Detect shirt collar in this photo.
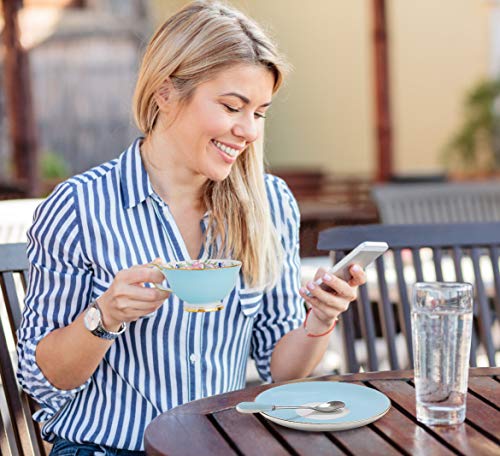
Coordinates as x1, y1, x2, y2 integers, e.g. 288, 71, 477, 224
119, 137, 154, 209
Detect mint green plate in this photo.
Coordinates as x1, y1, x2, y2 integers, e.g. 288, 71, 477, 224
255, 381, 391, 432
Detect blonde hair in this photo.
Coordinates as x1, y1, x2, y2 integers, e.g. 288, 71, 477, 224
133, 1, 290, 289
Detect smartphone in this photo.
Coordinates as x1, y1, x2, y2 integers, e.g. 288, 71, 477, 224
304, 241, 389, 296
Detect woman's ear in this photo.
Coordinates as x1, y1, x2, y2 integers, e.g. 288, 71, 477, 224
154, 78, 175, 112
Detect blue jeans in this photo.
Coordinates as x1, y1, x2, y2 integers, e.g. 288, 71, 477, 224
49, 438, 146, 456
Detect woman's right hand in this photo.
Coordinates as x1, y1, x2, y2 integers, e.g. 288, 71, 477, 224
96, 264, 171, 330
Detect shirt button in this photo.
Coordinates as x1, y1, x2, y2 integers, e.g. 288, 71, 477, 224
189, 353, 199, 364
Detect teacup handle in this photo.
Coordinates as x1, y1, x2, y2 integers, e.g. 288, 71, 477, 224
148, 263, 173, 293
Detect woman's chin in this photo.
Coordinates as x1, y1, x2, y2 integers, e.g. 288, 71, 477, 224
204, 166, 233, 182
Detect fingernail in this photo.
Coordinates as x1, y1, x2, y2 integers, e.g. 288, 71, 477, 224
299, 287, 307, 294
323, 273, 332, 281
352, 265, 362, 272
307, 281, 316, 290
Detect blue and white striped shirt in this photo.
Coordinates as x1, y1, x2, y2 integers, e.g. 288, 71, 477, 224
17, 138, 304, 451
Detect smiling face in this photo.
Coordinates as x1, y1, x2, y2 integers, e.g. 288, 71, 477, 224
156, 63, 275, 182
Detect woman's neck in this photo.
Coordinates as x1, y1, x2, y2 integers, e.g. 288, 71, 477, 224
140, 133, 206, 209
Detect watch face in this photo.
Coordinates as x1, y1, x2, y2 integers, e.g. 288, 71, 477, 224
84, 306, 101, 331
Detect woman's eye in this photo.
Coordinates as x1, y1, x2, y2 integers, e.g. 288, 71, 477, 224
223, 104, 240, 113
222, 103, 266, 119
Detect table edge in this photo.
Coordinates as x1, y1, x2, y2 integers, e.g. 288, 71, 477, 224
160, 367, 498, 417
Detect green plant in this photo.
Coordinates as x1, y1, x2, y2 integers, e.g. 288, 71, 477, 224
40, 150, 70, 180
443, 78, 500, 173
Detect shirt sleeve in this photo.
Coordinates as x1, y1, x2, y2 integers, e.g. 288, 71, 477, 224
250, 176, 306, 382
16, 182, 93, 423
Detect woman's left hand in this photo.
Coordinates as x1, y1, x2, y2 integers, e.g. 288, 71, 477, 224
299, 264, 367, 330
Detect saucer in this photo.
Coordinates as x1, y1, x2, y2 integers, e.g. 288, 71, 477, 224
255, 381, 390, 432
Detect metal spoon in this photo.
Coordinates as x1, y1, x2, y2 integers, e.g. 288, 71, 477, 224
236, 400, 345, 414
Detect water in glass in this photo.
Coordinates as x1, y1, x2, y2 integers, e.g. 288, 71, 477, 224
412, 282, 473, 426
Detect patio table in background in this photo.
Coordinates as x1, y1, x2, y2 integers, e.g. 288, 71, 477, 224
144, 368, 499, 456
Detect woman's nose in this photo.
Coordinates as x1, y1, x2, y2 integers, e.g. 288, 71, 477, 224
232, 116, 259, 144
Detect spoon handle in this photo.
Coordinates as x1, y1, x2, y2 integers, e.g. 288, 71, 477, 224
236, 402, 315, 413
235, 402, 275, 413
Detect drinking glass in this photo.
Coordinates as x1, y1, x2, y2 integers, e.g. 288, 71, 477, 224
412, 282, 473, 426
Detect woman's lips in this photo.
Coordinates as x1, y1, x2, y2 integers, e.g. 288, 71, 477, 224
211, 139, 237, 164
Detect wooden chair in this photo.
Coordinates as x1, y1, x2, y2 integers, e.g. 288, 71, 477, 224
0, 243, 49, 455
372, 181, 500, 224
0, 199, 43, 243
318, 222, 500, 373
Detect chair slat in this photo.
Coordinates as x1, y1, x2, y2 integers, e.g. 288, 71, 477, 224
357, 284, 378, 371
392, 249, 413, 367
0, 244, 29, 272
318, 222, 500, 250
21, 270, 28, 291
375, 256, 399, 370
0, 242, 47, 455
471, 248, 496, 366
1, 272, 23, 334
332, 251, 360, 373
432, 247, 444, 281
340, 306, 359, 373
0, 407, 13, 456
23, 396, 44, 456
468, 317, 479, 368
0, 320, 30, 454
488, 246, 500, 322
452, 247, 464, 282
451, 247, 478, 366
411, 249, 424, 282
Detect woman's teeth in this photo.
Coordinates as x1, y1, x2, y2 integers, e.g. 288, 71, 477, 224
212, 140, 238, 158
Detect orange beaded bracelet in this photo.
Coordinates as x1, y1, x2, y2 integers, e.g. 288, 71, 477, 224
303, 308, 338, 337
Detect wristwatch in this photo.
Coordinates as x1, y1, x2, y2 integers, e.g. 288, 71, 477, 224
83, 300, 126, 340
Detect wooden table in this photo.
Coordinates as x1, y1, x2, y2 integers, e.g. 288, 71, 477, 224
144, 368, 499, 456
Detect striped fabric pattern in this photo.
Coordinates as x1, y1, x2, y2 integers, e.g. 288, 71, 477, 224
16, 138, 304, 451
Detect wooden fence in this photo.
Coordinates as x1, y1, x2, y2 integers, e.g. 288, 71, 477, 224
0, 14, 147, 183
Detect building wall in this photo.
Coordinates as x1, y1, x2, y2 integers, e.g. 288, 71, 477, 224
142, 0, 492, 177
390, 0, 489, 174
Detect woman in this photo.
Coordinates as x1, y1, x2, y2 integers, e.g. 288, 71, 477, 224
17, 1, 365, 454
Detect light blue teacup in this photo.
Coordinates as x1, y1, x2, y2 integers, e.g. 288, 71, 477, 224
149, 259, 242, 312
